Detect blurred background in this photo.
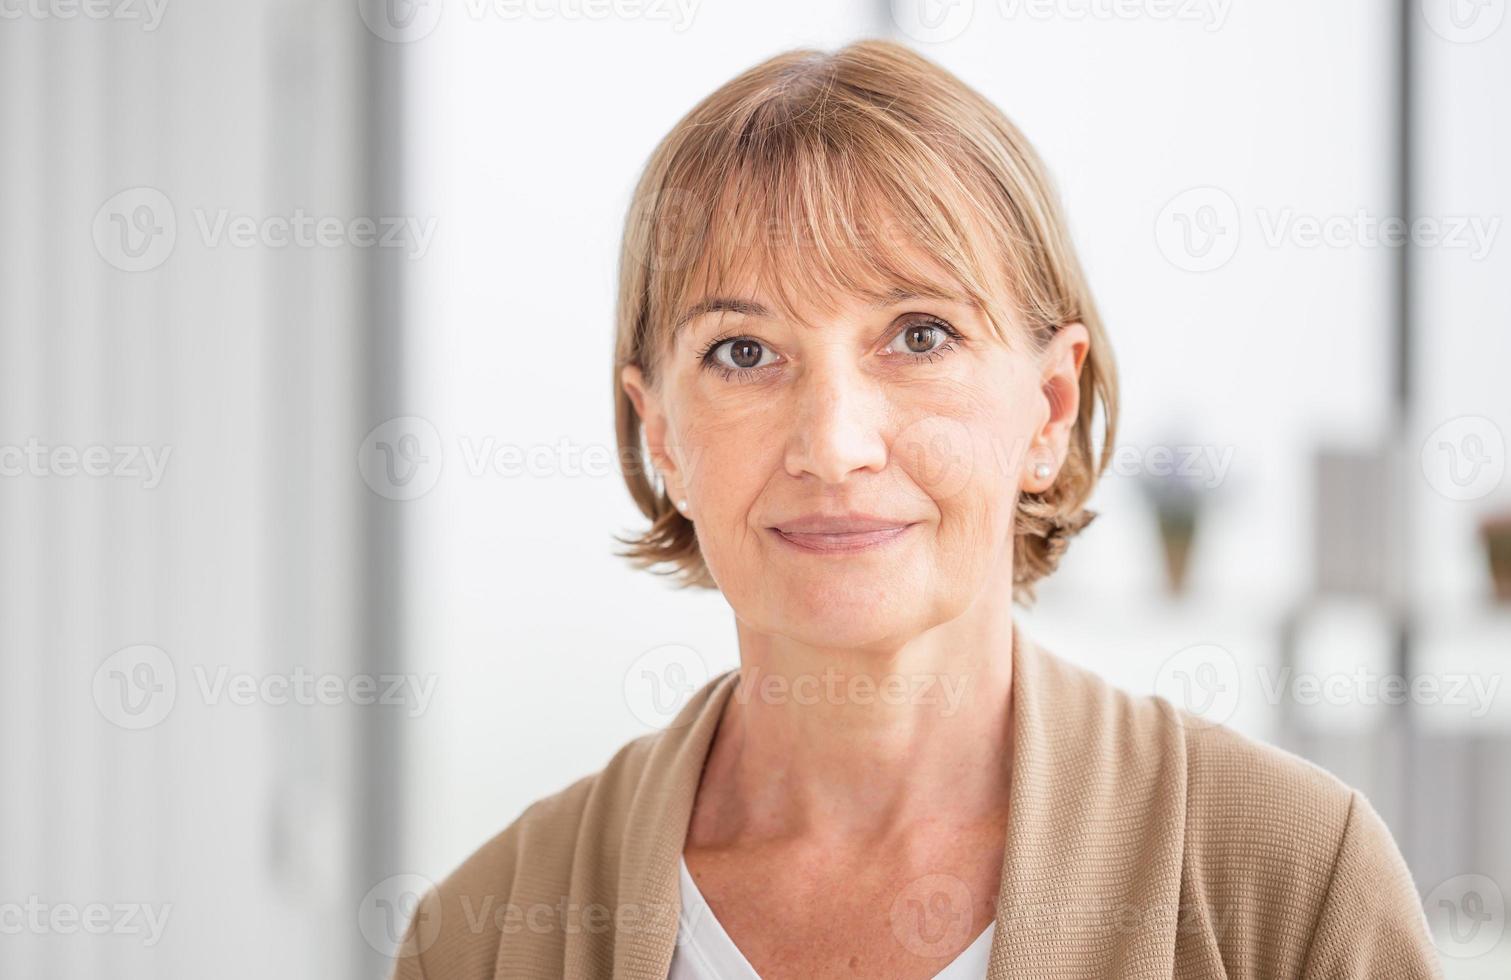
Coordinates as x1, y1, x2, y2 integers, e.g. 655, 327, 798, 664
3, 0, 1508, 976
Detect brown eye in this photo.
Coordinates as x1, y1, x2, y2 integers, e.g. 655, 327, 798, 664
904, 324, 938, 353
885, 318, 958, 358
707, 336, 777, 373
729, 339, 763, 368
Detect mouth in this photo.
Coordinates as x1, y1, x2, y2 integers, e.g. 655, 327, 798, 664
766, 515, 920, 555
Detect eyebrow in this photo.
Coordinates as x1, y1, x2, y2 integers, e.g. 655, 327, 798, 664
873, 286, 972, 307
673, 297, 772, 331
672, 285, 975, 336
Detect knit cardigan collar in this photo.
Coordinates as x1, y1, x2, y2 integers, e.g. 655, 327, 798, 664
606, 619, 1189, 979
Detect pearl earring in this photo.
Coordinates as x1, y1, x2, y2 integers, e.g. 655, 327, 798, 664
676, 499, 689, 515
1034, 462, 1052, 481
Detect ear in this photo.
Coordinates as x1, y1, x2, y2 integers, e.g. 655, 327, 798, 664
1026, 321, 1090, 491
620, 363, 686, 500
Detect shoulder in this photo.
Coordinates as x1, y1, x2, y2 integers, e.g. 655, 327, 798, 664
462, 725, 666, 886
1045, 652, 1362, 874
1173, 712, 1438, 976
1177, 706, 1359, 881
389, 669, 739, 979
1043, 653, 1437, 976
451, 727, 665, 901
390, 729, 665, 980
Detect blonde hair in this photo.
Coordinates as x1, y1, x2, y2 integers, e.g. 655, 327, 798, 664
612, 39, 1118, 606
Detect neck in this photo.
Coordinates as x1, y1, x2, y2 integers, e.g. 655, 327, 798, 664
694, 573, 1018, 849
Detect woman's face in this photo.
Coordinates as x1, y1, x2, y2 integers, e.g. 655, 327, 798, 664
622, 254, 1088, 652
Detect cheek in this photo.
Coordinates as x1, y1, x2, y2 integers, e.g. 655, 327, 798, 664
675, 406, 774, 525
891, 376, 1034, 532
675, 409, 785, 596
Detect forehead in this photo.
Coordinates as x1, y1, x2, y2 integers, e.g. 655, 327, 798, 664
668, 222, 980, 338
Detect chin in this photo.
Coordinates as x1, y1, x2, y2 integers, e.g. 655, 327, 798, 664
745, 567, 952, 653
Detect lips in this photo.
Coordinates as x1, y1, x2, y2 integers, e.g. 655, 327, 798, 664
768, 513, 918, 554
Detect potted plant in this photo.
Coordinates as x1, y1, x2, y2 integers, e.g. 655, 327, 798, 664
1481, 510, 1511, 603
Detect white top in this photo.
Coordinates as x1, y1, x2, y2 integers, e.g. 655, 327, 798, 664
668, 856, 996, 980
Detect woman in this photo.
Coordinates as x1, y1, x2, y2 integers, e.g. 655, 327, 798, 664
393, 41, 1441, 979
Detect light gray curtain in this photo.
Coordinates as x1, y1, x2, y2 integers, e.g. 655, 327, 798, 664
0, 3, 406, 977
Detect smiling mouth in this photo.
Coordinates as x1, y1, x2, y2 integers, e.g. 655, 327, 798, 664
767, 524, 917, 555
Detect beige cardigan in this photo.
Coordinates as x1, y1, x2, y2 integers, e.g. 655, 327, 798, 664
391, 621, 1443, 979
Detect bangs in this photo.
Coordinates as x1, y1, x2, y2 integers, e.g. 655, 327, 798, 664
643, 103, 1022, 361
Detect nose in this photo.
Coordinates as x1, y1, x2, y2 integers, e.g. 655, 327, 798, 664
783, 361, 890, 485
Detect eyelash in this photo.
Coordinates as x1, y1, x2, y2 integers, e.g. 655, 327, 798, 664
693, 317, 964, 382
